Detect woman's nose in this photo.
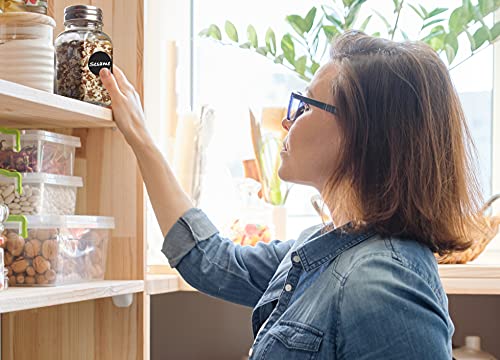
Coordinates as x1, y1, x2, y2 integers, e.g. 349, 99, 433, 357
282, 117, 292, 131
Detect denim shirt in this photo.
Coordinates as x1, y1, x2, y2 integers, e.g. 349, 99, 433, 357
163, 208, 454, 359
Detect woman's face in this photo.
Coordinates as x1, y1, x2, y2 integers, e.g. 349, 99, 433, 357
278, 62, 342, 192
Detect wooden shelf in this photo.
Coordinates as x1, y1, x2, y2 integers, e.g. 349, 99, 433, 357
0, 280, 144, 313
0, 79, 115, 128
439, 264, 500, 295
146, 274, 180, 295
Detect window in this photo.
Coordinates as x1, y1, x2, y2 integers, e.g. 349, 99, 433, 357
144, 1, 498, 265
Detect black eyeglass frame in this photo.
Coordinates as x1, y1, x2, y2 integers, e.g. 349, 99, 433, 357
287, 92, 337, 122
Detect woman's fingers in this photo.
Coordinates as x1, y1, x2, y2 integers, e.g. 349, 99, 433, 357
112, 65, 134, 93
100, 68, 125, 100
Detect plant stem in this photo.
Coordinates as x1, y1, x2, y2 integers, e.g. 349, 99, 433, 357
391, 0, 405, 40
449, 40, 497, 71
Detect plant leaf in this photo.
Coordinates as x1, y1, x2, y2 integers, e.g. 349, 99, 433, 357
422, 25, 446, 51
408, 4, 425, 19
274, 54, 284, 64
208, 24, 222, 40
422, 18, 446, 30
478, 0, 495, 15
359, 15, 372, 32
321, 5, 344, 29
374, 10, 391, 31
225, 21, 238, 42
281, 34, 295, 65
419, 5, 429, 18
465, 28, 476, 52
286, 15, 307, 36
427, 7, 448, 18
444, 43, 457, 64
304, 7, 317, 33
265, 28, 277, 55
491, 22, 500, 40
295, 55, 307, 75
311, 61, 320, 75
256, 46, 268, 56
323, 25, 339, 41
472, 25, 491, 50
346, 2, 363, 28
372, 31, 381, 37
449, 7, 468, 34
239, 42, 252, 49
247, 25, 258, 48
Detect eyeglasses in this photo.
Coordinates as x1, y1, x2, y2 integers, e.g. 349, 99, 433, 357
287, 91, 337, 122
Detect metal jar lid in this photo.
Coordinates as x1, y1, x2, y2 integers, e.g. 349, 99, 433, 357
64, 5, 103, 25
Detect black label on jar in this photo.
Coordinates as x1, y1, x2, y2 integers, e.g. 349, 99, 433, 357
88, 51, 113, 76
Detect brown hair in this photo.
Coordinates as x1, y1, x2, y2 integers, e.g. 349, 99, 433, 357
323, 30, 483, 255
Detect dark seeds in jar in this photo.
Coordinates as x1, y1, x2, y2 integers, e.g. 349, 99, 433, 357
55, 39, 112, 106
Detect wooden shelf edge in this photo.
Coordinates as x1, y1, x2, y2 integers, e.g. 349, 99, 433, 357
0, 79, 115, 128
146, 274, 179, 295
438, 264, 500, 279
441, 278, 500, 295
0, 280, 144, 313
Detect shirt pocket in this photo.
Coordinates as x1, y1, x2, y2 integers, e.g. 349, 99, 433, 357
261, 320, 324, 359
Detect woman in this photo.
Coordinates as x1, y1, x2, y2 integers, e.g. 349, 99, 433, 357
100, 31, 482, 359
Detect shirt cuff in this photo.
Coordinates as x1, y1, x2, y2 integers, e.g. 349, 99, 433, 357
161, 207, 219, 268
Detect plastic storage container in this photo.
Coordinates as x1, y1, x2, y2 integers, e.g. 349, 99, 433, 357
0, 173, 83, 215
3, 215, 114, 286
0, 204, 9, 290
0, 12, 55, 92
0, 130, 81, 175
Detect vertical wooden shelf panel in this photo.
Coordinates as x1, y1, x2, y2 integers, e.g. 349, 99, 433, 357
1, 1, 147, 359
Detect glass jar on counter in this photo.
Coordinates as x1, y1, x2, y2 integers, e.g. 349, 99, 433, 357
55, 5, 113, 107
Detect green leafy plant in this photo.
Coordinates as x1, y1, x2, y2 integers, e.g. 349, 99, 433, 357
200, 0, 500, 81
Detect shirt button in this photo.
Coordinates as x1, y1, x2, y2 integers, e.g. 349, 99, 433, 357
292, 255, 300, 263
285, 284, 293, 292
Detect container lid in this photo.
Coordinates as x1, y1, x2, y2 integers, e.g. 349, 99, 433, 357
0, 12, 56, 27
64, 5, 103, 25
0, 173, 83, 187
0, 130, 81, 148
5, 215, 115, 229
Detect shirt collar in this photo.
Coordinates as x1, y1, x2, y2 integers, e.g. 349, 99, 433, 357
295, 223, 376, 272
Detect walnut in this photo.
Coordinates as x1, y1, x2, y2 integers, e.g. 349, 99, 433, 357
26, 266, 35, 277
16, 274, 25, 284
51, 255, 63, 273
34, 229, 57, 241
33, 256, 50, 274
35, 274, 48, 285
42, 240, 58, 260
24, 239, 41, 258
8, 275, 16, 286
4, 252, 13, 266
11, 257, 29, 273
7, 266, 12, 277
6, 233, 24, 256
24, 276, 36, 285
45, 269, 56, 282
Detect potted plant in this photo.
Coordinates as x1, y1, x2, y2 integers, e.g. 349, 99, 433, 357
200, 0, 500, 81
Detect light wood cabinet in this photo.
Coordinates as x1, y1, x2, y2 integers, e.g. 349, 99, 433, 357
0, 1, 147, 359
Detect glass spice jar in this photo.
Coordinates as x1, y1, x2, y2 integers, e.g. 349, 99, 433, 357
55, 5, 113, 107
24, 0, 47, 14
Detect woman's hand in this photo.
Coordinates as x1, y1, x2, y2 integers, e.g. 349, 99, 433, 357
100, 66, 149, 146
